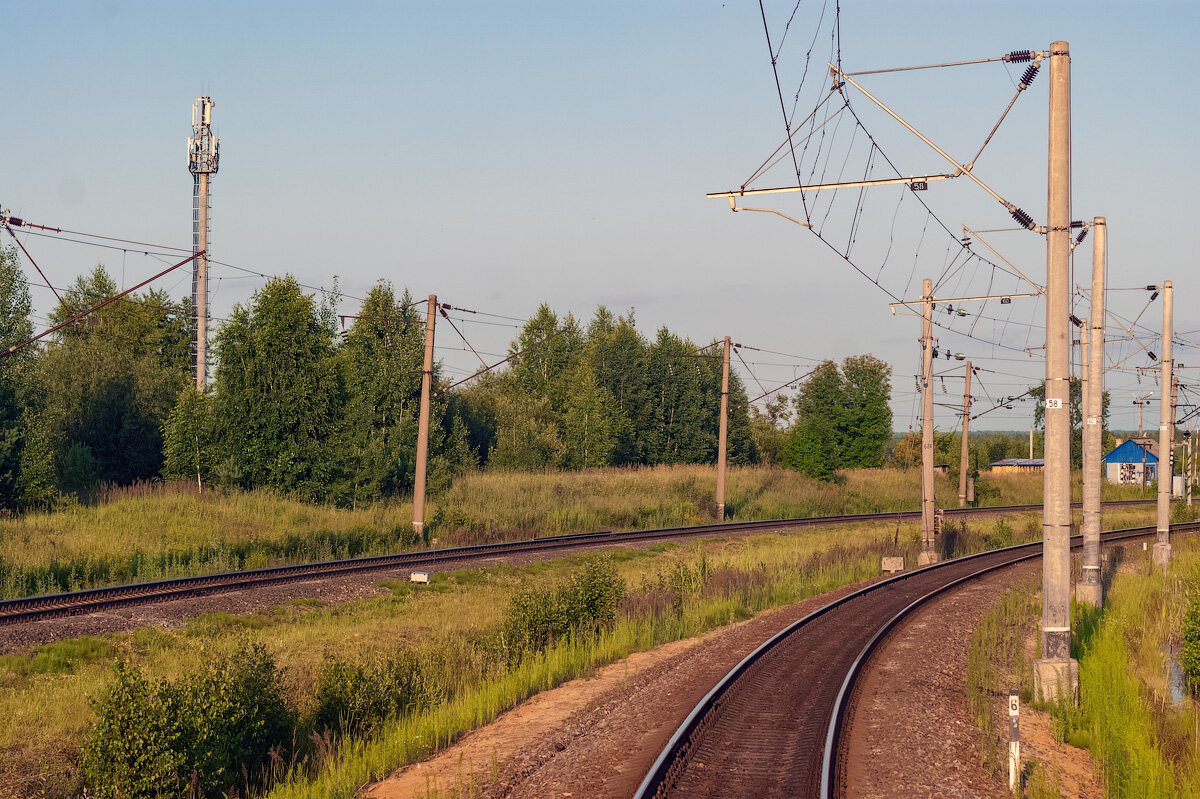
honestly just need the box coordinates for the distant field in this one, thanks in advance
[0,465,1157,599]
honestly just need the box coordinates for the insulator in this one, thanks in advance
[1149,351,1158,361]
[1005,50,1034,63]
[1019,64,1041,89]
[6,217,22,227]
[1010,207,1036,230]
[961,236,972,247]
[1076,228,1089,245]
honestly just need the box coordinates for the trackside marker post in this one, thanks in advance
[1008,689,1020,790]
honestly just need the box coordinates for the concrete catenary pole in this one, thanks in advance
[958,361,972,508]
[716,336,730,521]
[1079,217,1106,606]
[1035,41,1077,701]
[1155,283,1175,567]
[919,278,938,565]
[412,294,437,540]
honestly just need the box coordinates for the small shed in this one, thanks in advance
[990,458,1044,474]
[1103,437,1182,494]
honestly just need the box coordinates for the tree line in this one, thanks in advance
[0,246,906,511]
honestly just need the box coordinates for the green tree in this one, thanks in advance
[0,244,34,510]
[340,284,432,503]
[839,355,892,467]
[210,276,346,500]
[33,266,188,492]
[162,387,216,490]
[786,355,893,478]
[561,364,619,469]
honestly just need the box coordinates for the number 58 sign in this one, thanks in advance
[1045,398,1063,409]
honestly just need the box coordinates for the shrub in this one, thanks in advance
[503,558,624,659]
[83,639,291,799]
[1181,595,1200,687]
[312,649,425,737]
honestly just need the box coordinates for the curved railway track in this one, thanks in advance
[0,498,1158,627]
[635,520,1192,799]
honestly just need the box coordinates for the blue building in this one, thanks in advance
[1103,437,1181,494]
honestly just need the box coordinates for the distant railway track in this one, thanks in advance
[0,498,1158,627]
[634,519,1190,799]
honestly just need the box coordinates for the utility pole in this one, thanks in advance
[1029,427,1034,459]
[1035,41,1077,702]
[412,294,437,540]
[716,336,730,521]
[1079,217,1105,607]
[919,278,938,565]
[958,361,972,508]
[187,96,219,391]
[1154,281,1174,567]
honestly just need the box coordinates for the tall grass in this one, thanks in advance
[965,577,1039,774]
[0,465,1050,599]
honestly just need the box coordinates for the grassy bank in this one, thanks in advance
[968,522,1200,796]
[0,519,902,798]
[0,465,1154,599]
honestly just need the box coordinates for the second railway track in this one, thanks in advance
[0,498,1159,627]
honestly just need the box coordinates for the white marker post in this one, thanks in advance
[1008,689,1020,790]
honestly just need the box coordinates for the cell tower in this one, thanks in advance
[188,96,219,390]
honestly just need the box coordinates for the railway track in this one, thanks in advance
[0,498,1158,627]
[635,520,1192,799]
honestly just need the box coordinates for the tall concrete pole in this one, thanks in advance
[1035,41,1077,701]
[958,361,972,508]
[1155,283,1175,568]
[919,278,938,565]
[412,294,437,540]
[1079,217,1105,607]
[716,336,730,521]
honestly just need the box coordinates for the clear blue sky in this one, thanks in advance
[5,1,1197,433]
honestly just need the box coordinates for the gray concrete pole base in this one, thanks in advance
[1076,581,1102,607]
[1034,657,1079,704]
[1153,541,1173,568]
[1077,566,1102,607]
[916,549,939,566]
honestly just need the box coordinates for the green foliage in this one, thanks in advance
[34,267,190,490]
[312,649,426,737]
[503,558,625,659]
[211,276,346,501]
[162,387,217,489]
[340,284,433,504]
[83,639,291,799]
[1181,594,1200,687]
[785,356,892,478]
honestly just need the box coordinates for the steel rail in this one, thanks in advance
[0,499,1159,626]
[635,520,1190,799]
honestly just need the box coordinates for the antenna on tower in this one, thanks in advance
[188,96,219,390]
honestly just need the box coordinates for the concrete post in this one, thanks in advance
[1154,281,1174,567]
[1008,689,1021,792]
[1079,217,1105,607]
[1035,41,1078,702]
[412,294,437,540]
[958,362,972,508]
[919,278,938,565]
[716,336,730,521]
